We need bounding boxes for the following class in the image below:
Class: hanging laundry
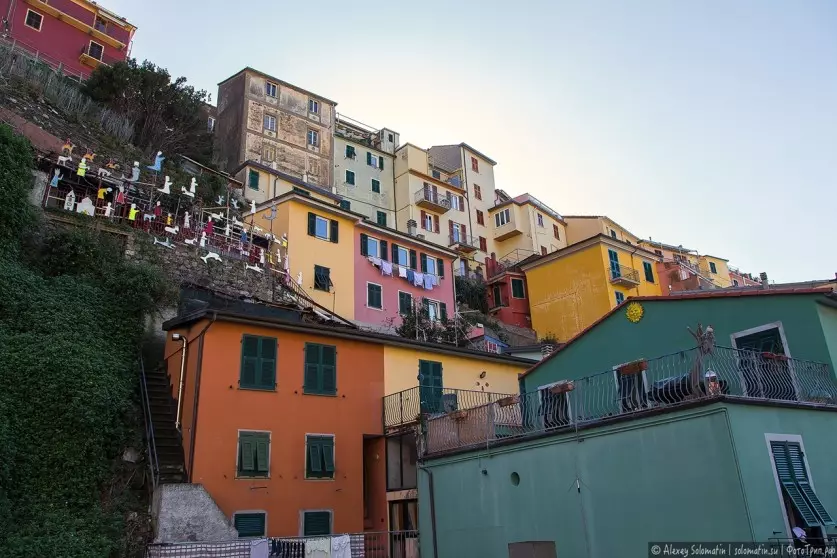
[406,269,415,283]
[423,274,434,290]
[381,260,393,276]
[249,538,269,558]
[304,537,330,557]
[330,535,351,558]
[371,256,382,267]
[271,539,306,558]
[398,266,408,279]
[413,271,424,288]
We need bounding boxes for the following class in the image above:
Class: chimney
[407,219,417,236]
[760,272,769,288]
[541,344,555,358]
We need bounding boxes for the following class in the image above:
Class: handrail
[138,356,160,490]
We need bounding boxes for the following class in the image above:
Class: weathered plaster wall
[215,73,246,172]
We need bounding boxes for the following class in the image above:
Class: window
[345,145,356,159]
[376,211,387,227]
[207,117,216,133]
[643,261,655,283]
[423,213,433,231]
[313,265,332,292]
[387,432,418,490]
[302,510,332,536]
[615,291,625,305]
[431,170,441,179]
[494,208,510,227]
[264,115,277,132]
[24,9,42,31]
[450,195,461,211]
[308,99,320,114]
[476,210,484,225]
[88,41,104,61]
[422,299,446,322]
[308,213,338,243]
[398,292,413,314]
[262,145,275,162]
[733,279,739,287]
[471,157,479,172]
[654,249,663,257]
[339,200,351,211]
[474,184,482,200]
[709,261,718,274]
[367,283,382,309]
[234,512,266,538]
[304,344,337,396]
[265,82,277,97]
[768,437,834,533]
[365,236,380,258]
[733,324,795,400]
[541,246,547,255]
[613,366,648,412]
[610,229,617,239]
[305,435,335,479]
[421,255,437,276]
[553,224,560,240]
[537,214,544,227]
[248,170,259,190]
[538,384,571,428]
[237,431,270,478]
[492,285,503,308]
[393,245,410,268]
[293,187,311,197]
[388,133,394,142]
[608,249,621,278]
[479,236,487,252]
[368,153,379,168]
[239,335,277,390]
[371,179,381,193]
[345,170,355,185]
[418,360,445,413]
[307,129,320,147]
[511,278,525,299]
[94,16,108,32]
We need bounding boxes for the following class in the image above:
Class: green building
[418,288,837,558]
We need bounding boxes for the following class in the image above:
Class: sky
[106,0,835,283]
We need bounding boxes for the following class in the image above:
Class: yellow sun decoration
[626,302,644,323]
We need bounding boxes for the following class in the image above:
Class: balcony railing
[448,233,479,253]
[414,188,451,213]
[384,385,514,431]
[421,346,837,456]
[609,263,640,286]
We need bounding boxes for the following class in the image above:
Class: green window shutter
[710,262,717,273]
[371,179,381,193]
[360,233,368,256]
[304,343,321,393]
[308,442,322,474]
[345,145,353,158]
[770,441,830,527]
[379,157,384,170]
[437,258,444,278]
[340,200,351,211]
[368,284,382,309]
[240,335,259,388]
[380,240,388,261]
[391,243,398,264]
[377,211,387,226]
[235,512,266,538]
[366,152,372,165]
[307,212,316,236]
[258,337,277,389]
[420,253,428,273]
[511,279,525,298]
[346,171,355,185]
[440,302,448,322]
[239,435,255,473]
[421,299,430,317]
[330,220,339,244]
[399,292,412,314]
[409,249,417,270]
[256,437,269,473]
[303,511,332,536]
[321,345,337,395]
[248,170,259,190]
[322,439,335,473]
[643,261,654,283]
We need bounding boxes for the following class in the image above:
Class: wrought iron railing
[138,356,160,490]
[145,530,418,557]
[609,263,640,284]
[448,233,478,249]
[384,385,513,430]
[414,188,450,209]
[421,346,837,455]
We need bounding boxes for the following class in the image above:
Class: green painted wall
[419,405,752,558]
[523,294,833,393]
[724,405,837,541]
[817,304,837,374]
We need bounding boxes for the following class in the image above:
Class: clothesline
[366,256,440,291]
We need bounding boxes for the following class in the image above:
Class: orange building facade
[164,316,388,538]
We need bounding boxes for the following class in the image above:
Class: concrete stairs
[143,364,186,484]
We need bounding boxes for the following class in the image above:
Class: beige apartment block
[489,192,568,260]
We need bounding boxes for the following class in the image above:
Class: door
[390,500,419,558]
[735,327,795,400]
[419,360,444,414]
[608,249,620,279]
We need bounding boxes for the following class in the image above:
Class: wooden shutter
[421,298,430,317]
[240,434,255,472]
[399,292,412,314]
[304,344,321,393]
[259,337,276,389]
[440,302,448,322]
[459,196,465,211]
[437,258,444,278]
[240,336,259,388]
[391,243,398,263]
[461,224,467,238]
[308,442,322,473]
[379,157,384,170]
[420,210,426,228]
[255,436,269,473]
[321,345,337,394]
[235,512,266,537]
[360,233,368,256]
[409,249,417,270]
[770,441,824,526]
[322,439,335,472]
[330,219,338,243]
[380,240,388,260]
[366,152,372,165]
[303,511,331,536]
[433,215,439,233]
[420,253,428,273]
[448,220,454,240]
[307,212,316,236]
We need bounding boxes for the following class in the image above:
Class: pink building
[354,222,457,331]
[1,0,135,79]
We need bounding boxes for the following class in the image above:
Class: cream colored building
[489,193,568,260]
[215,67,336,204]
[333,115,398,227]
[563,215,641,246]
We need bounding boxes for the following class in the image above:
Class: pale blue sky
[108,0,835,283]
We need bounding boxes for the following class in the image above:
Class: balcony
[79,45,111,70]
[414,188,451,213]
[609,264,640,287]
[449,233,478,253]
[493,215,523,241]
[384,386,514,432]
[421,346,837,456]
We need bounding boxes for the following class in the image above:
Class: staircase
[140,358,186,485]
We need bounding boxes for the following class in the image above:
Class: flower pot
[497,395,519,407]
[762,352,788,362]
[617,360,648,375]
[549,381,575,394]
[450,410,468,421]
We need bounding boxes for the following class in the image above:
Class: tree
[393,298,470,346]
[83,59,213,164]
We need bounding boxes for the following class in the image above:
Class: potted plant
[497,395,519,407]
[617,360,648,376]
[549,380,575,394]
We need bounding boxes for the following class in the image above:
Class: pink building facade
[353,222,457,331]
[1,0,135,79]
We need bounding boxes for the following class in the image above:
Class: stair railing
[139,355,160,490]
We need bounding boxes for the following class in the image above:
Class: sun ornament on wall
[626,302,644,323]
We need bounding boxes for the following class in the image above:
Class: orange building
[164,311,388,538]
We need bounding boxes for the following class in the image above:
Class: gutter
[186,313,217,482]
[419,466,439,558]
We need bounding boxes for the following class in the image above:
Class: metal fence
[146,531,419,558]
[422,346,837,455]
[384,385,513,431]
[138,355,160,490]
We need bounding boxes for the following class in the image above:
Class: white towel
[305,537,331,557]
[250,538,269,558]
[330,535,351,558]
[371,256,382,267]
[398,266,408,278]
[381,260,393,276]
[413,272,424,287]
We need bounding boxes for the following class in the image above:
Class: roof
[519,287,835,379]
[234,161,342,201]
[217,68,338,106]
[519,234,659,272]
[163,309,535,366]
[429,143,498,166]
[491,194,565,225]
[253,191,364,223]
[637,239,696,253]
[701,254,730,262]
[358,221,458,257]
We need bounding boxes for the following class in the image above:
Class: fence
[422,346,837,455]
[146,531,419,558]
[138,356,160,490]
[383,385,513,431]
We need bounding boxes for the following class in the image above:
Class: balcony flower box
[617,360,648,376]
[450,410,468,421]
[497,395,519,407]
[549,380,575,394]
[762,352,789,362]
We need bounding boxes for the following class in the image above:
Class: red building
[1,0,135,79]
[485,252,533,329]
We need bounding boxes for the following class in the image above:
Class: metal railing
[609,263,640,285]
[421,346,837,456]
[0,35,85,82]
[414,188,450,209]
[384,385,513,430]
[146,530,418,557]
[448,233,478,249]
[138,356,160,490]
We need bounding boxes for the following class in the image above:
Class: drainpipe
[419,466,439,558]
[272,175,279,199]
[171,333,188,431]
[459,148,476,271]
[184,313,217,481]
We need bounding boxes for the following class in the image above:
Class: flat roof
[234,161,342,201]
[430,143,498,166]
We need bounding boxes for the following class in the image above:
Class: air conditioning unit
[416,234,425,239]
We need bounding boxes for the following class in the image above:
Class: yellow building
[697,255,732,288]
[563,215,641,246]
[489,193,568,259]
[520,234,663,341]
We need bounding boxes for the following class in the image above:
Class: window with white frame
[307,129,319,147]
[308,99,320,114]
[537,213,544,227]
[396,246,409,267]
[24,9,42,31]
[367,283,382,309]
[426,258,437,276]
[314,216,329,240]
[207,117,216,133]
[369,154,379,168]
[88,41,104,61]
[265,82,277,97]
[367,236,379,258]
[423,214,433,231]
[427,300,440,322]
[264,115,277,132]
[450,195,461,211]
[451,223,462,243]
[494,208,510,227]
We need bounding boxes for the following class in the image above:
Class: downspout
[4,0,15,33]
[273,175,279,199]
[629,244,642,297]
[173,335,188,430]
[458,149,476,269]
[186,313,217,482]
[419,466,439,558]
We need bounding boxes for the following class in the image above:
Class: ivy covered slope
[0,124,170,557]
